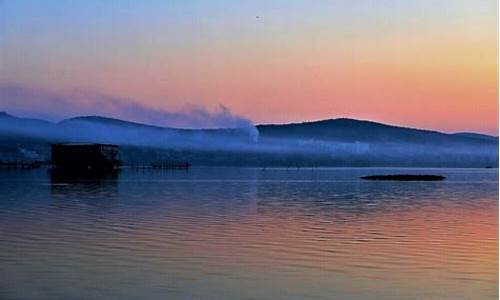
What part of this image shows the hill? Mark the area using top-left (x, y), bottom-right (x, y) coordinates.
top-left (257, 118), bottom-right (496, 146)
top-left (0, 112), bottom-right (497, 167)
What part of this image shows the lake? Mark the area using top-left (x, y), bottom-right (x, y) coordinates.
top-left (0, 167), bottom-right (497, 300)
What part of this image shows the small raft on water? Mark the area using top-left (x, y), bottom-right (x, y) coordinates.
top-left (360, 174), bottom-right (445, 181)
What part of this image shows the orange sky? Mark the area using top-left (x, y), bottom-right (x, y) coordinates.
top-left (1, 1), bottom-right (498, 134)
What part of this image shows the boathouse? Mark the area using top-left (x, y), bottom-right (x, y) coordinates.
top-left (51, 143), bottom-right (120, 170)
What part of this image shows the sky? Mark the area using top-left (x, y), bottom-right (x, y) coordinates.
top-left (0, 0), bottom-right (498, 134)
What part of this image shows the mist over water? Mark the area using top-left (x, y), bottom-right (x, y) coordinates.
top-left (1, 115), bottom-right (497, 167)
top-left (0, 84), bottom-right (497, 167)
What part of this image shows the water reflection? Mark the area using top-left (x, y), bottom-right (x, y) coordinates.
top-left (50, 168), bottom-right (120, 183)
top-left (50, 168), bottom-right (119, 193)
top-left (255, 180), bottom-right (496, 218)
top-left (0, 168), bottom-right (497, 300)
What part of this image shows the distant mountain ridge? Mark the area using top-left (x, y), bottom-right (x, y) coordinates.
top-left (257, 118), bottom-right (497, 145)
top-left (0, 112), bottom-right (497, 167)
top-left (2, 112), bottom-right (496, 141)
top-left (452, 132), bottom-right (498, 141)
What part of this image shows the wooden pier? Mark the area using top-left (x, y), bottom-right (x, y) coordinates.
top-left (0, 161), bottom-right (42, 169)
top-left (130, 161), bottom-right (191, 170)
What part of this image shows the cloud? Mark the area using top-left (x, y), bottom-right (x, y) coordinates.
top-left (0, 83), bottom-right (256, 133)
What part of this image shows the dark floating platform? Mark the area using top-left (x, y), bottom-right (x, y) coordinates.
top-left (360, 174), bottom-right (446, 181)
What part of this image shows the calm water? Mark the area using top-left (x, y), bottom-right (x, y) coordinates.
top-left (0, 167), bottom-right (497, 300)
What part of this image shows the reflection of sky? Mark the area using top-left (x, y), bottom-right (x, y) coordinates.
top-left (0, 1), bottom-right (497, 134)
top-left (0, 168), bottom-right (497, 299)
